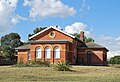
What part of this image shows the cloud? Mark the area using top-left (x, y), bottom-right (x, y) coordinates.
top-left (11, 14), bottom-right (27, 25)
top-left (65, 22), bottom-right (120, 58)
top-left (64, 22), bottom-right (91, 37)
top-left (115, 36), bottom-right (120, 41)
top-left (80, 0), bottom-right (90, 17)
top-left (23, 0), bottom-right (76, 19)
top-left (117, 42), bottom-right (120, 45)
top-left (95, 35), bottom-right (120, 58)
top-left (0, 0), bottom-right (26, 33)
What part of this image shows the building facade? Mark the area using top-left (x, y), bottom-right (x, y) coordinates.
top-left (16, 26), bottom-right (108, 65)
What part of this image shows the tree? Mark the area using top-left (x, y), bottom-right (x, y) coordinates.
top-left (85, 37), bottom-right (94, 43)
top-left (109, 56), bottom-right (120, 64)
top-left (33, 27), bottom-right (40, 34)
top-left (72, 33), bottom-right (94, 43)
top-left (1, 33), bottom-right (23, 59)
top-left (28, 27), bottom-right (47, 38)
top-left (72, 33), bottom-right (80, 39)
top-left (0, 46), bottom-right (3, 56)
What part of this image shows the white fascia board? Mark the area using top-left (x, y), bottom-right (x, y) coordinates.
top-left (29, 26), bottom-right (75, 39)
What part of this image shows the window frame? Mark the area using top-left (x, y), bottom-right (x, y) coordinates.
top-left (45, 47), bottom-right (51, 58)
top-left (36, 47), bottom-right (42, 59)
top-left (54, 47), bottom-right (60, 58)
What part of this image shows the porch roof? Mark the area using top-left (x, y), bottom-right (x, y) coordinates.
top-left (15, 44), bottom-right (30, 50)
top-left (85, 42), bottom-right (109, 51)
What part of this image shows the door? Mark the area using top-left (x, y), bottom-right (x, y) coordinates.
top-left (87, 51), bottom-right (92, 65)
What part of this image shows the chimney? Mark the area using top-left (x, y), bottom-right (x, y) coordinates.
top-left (80, 31), bottom-right (85, 41)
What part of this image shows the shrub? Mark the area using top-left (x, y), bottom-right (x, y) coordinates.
top-left (14, 59), bottom-right (51, 67)
top-left (43, 61), bottom-right (50, 67)
top-left (109, 56), bottom-right (120, 64)
top-left (31, 60), bottom-right (37, 65)
top-left (36, 59), bottom-right (44, 65)
top-left (54, 61), bottom-right (72, 71)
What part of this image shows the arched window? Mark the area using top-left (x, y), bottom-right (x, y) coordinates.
top-left (54, 47), bottom-right (60, 58)
top-left (45, 47), bottom-right (51, 58)
top-left (36, 47), bottom-right (41, 58)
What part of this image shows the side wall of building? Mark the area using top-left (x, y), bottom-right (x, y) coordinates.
top-left (17, 41), bottom-right (78, 64)
top-left (17, 50), bottom-right (29, 63)
top-left (78, 48), bottom-right (107, 65)
top-left (27, 28), bottom-right (78, 64)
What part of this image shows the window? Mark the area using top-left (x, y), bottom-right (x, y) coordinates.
top-left (50, 32), bottom-right (54, 36)
top-left (28, 51), bottom-right (30, 60)
top-left (36, 47), bottom-right (41, 58)
top-left (54, 47), bottom-right (60, 58)
top-left (45, 47), bottom-right (51, 58)
top-left (49, 31), bottom-right (55, 38)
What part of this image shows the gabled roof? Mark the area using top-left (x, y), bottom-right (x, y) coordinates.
top-left (15, 44), bottom-right (30, 50)
top-left (29, 26), bottom-right (75, 40)
top-left (85, 42), bottom-right (109, 51)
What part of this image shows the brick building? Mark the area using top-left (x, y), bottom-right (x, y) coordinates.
top-left (16, 26), bottom-right (108, 65)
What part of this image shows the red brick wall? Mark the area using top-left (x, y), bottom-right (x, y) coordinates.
top-left (17, 50), bottom-right (29, 63)
top-left (29, 43), bottom-right (67, 63)
top-left (78, 48), bottom-right (107, 65)
top-left (31, 28), bottom-right (73, 42)
top-left (28, 28), bottom-right (77, 64)
top-left (17, 28), bottom-right (79, 64)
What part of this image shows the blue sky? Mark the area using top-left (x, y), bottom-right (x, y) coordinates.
top-left (0, 0), bottom-right (120, 58)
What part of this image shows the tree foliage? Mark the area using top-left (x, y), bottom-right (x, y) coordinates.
top-left (109, 56), bottom-right (120, 64)
top-left (0, 46), bottom-right (2, 56)
top-left (1, 33), bottom-right (23, 59)
top-left (28, 27), bottom-right (47, 38)
top-left (85, 37), bottom-right (94, 43)
top-left (72, 33), bottom-right (94, 43)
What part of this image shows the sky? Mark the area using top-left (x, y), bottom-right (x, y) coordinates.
top-left (0, 0), bottom-right (120, 58)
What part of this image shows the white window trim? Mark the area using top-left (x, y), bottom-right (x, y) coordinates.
top-left (36, 48), bottom-right (42, 59)
top-left (45, 47), bottom-right (51, 58)
top-left (54, 47), bottom-right (60, 59)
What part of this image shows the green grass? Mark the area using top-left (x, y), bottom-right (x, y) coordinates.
top-left (0, 66), bottom-right (120, 82)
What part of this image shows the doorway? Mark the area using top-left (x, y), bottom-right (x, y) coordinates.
top-left (87, 51), bottom-right (92, 65)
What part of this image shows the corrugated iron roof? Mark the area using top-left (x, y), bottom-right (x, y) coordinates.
top-left (86, 42), bottom-right (105, 48)
top-left (15, 44), bottom-right (30, 50)
top-left (85, 42), bottom-right (109, 51)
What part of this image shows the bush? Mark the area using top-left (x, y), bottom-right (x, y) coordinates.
top-left (31, 60), bottom-right (37, 65)
top-left (14, 59), bottom-right (51, 67)
top-left (44, 61), bottom-right (50, 67)
top-left (54, 61), bottom-right (72, 71)
top-left (36, 59), bottom-right (44, 65)
top-left (109, 56), bottom-right (120, 64)
top-left (0, 58), bottom-right (17, 65)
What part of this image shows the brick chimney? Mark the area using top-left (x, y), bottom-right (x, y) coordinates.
top-left (80, 31), bottom-right (85, 41)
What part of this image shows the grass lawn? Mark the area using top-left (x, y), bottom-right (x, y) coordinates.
top-left (0, 66), bottom-right (120, 82)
